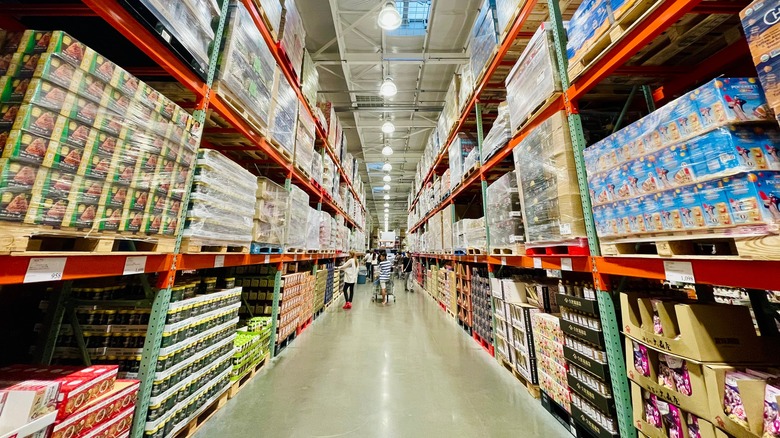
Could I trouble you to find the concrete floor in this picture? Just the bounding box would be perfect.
[195,280,570,438]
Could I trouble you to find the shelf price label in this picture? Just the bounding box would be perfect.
[546,269,562,278]
[533,258,543,269]
[24,257,67,283]
[214,255,225,268]
[663,261,695,284]
[472,255,477,263]
[561,258,573,271]
[264,255,271,264]
[123,256,147,275]
[501,257,506,266]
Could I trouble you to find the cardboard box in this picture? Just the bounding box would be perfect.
[620,292,768,362]
[501,279,528,304]
[50,379,138,438]
[79,404,134,438]
[741,0,780,114]
[703,364,773,438]
[0,380,60,426]
[631,382,727,438]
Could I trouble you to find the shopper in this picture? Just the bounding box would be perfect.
[338,251,358,310]
[378,252,393,305]
[363,251,374,281]
[371,250,380,282]
[403,253,413,291]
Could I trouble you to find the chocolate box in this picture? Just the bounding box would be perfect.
[50,380,138,438]
[620,292,770,362]
[0,380,60,426]
[631,382,727,438]
[703,364,776,438]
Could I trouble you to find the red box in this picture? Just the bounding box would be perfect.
[51,380,139,438]
[80,405,134,438]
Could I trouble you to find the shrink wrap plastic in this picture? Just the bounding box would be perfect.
[267,68,298,157]
[253,176,287,245]
[0,31,198,236]
[284,184,309,250]
[487,172,525,247]
[482,101,511,161]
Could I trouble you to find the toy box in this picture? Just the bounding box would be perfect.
[621,292,771,362]
[631,382,727,438]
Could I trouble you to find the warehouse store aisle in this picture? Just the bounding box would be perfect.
[195,281,569,438]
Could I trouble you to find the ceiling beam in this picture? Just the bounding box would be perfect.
[341,120,437,128]
[313,52,469,65]
[314,3,383,56]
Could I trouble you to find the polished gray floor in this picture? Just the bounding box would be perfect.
[195,280,570,438]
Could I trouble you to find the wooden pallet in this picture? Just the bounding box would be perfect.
[172,387,229,438]
[461,164,480,183]
[499,357,541,399]
[0,223,176,255]
[599,232,780,260]
[284,247,306,253]
[250,242,283,254]
[181,238,250,254]
[491,246,524,255]
[511,92,564,136]
[294,162,310,180]
[466,247,484,255]
[567,0,665,81]
[212,81,269,139]
[227,355,268,399]
[250,0,279,41]
[525,237,589,256]
[473,331,495,357]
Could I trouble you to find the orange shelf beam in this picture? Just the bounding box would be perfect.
[0,254,172,285]
[177,252,348,271]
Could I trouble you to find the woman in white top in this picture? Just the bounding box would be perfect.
[339,251,359,309]
[363,252,374,281]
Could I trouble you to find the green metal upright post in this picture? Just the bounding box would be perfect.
[130,2,231,436]
[35,282,72,365]
[546,1,635,436]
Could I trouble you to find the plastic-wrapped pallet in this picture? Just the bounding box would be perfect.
[252,0,283,39]
[310,151,323,186]
[268,68,298,158]
[284,184,309,250]
[253,177,288,246]
[505,24,562,133]
[278,0,306,80]
[301,49,318,107]
[136,0,219,75]
[469,0,499,84]
[305,207,320,251]
[495,0,522,34]
[458,62,474,113]
[294,100,315,176]
[185,150,255,246]
[429,212,443,252]
[0,30,199,237]
[463,147,480,176]
[319,211,331,250]
[323,154,335,196]
[486,172,525,249]
[217,2,276,131]
[449,133,477,188]
[438,75,461,141]
[442,206,453,252]
[566,0,609,64]
[462,217,487,251]
[482,102,511,161]
[513,111,586,243]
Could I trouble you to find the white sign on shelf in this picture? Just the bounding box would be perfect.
[123,256,147,275]
[561,258,573,271]
[264,255,271,264]
[663,260,695,284]
[501,257,506,266]
[214,255,225,268]
[473,255,477,263]
[24,257,67,283]
[533,258,543,269]
[546,269,562,278]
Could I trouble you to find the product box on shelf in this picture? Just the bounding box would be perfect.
[741,0,780,118]
[631,382,727,438]
[469,0,499,84]
[252,0,283,40]
[50,379,139,438]
[267,67,299,158]
[620,292,770,362]
[0,380,59,427]
[277,0,306,80]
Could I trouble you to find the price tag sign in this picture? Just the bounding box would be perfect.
[473,255,477,263]
[663,260,695,284]
[546,269,562,278]
[123,256,147,275]
[214,255,225,268]
[264,255,271,264]
[533,258,543,269]
[501,257,506,266]
[24,257,67,283]
[294,254,299,261]
[561,258,573,271]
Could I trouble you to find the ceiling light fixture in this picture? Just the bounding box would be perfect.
[382,161,392,172]
[384,203,389,207]
[381,120,395,134]
[383,175,391,182]
[383,195,390,200]
[379,77,397,97]
[382,146,394,156]
[383,184,391,191]
[377,1,402,30]
[384,208,389,212]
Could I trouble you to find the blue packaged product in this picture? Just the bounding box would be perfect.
[723,172,780,225]
[566,0,609,59]
[592,203,610,237]
[697,178,735,228]
[675,187,705,230]
[656,190,685,232]
[626,199,647,234]
[613,200,630,236]
[686,127,772,181]
[760,126,780,170]
[691,78,772,127]
[639,194,663,233]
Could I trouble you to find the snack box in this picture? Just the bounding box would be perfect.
[691,78,772,126]
[703,364,778,438]
[741,0,780,113]
[631,382,727,438]
[3,129,55,165]
[0,184,33,222]
[621,292,771,362]
[50,380,138,438]
[722,171,780,226]
[79,404,134,438]
[0,380,60,424]
[0,158,43,190]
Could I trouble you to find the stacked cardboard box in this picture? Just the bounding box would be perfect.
[532,313,570,412]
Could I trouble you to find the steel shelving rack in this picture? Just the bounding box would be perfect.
[406,0,779,437]
[0,2,365,437]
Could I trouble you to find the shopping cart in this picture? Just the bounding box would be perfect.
[371,278,396,303]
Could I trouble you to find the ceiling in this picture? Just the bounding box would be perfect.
[297,0,482,232]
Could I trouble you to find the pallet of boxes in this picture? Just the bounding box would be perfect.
[0,30,199,255]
